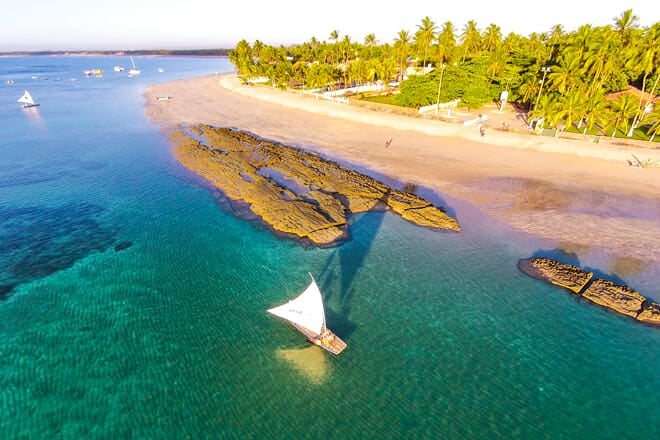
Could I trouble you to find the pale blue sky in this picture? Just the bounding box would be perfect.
[2,1,659,51]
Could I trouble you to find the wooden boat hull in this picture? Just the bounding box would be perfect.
[292,323,347,355]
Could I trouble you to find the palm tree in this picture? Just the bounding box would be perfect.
[482,23,502,52]
[292,60,308,85]
[501,31,524,54]
[252,40,265,62]
[518,71,542,108]
[568,25,594,62]
[460,20,481,62]
[582,27,622,96]
[305,62,338,89]
[378,56,398,86]
[547,24,566,61]
[394,30,411,81]
[547,52,584,96]
[349,58,368,86]
[339,35,353,86]
[436,21,457,65]
[364,33,378,59]
[525,32,549,62]
[549,24,565,43]
[228,39,253,76]
[581,88,610,135]
[341,35,353,64]
[486,46,508,82]
[310,36,320,51]
[528,93,559,126]
[415,16,437,68]
[330,30,340,64]
[258,44,276,65]
[607,94,638,137]
[628,23,660,131]
[613,9,639,48]
[641,106,660,141]
[553,89,587,130]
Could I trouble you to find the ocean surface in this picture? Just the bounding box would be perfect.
[0,56,658,439]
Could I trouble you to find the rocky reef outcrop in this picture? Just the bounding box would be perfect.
[517,257,593,294]
[171,125,460,247]
[582,279,647,319]
[519,257,659,326]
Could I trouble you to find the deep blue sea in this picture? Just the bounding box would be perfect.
[0,56,658,439]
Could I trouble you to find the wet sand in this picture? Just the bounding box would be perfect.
[145,73,660,265]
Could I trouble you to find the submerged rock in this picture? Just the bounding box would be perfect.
[114,241,133,252]
[171,125,460,247]
[0,203,116,301]
[518,257,659,326]
[0,284,17,301]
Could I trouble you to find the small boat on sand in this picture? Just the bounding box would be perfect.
[268,273,347,355]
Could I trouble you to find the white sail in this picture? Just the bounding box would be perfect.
[268,276,326,335]
[128,57,140,75]
[17,90,35,105]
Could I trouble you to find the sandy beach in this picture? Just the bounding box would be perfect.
[145,73,660,265]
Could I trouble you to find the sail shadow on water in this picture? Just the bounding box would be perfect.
[317,206,388,339]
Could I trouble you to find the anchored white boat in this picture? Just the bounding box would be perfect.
[17,90,39,108]
[268,273,347,355]
[128,57,140,77]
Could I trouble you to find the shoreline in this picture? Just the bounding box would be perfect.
[144,73,660,267]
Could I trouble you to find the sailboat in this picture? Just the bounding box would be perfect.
[128,57,140,77]
[268,273,347,355]
[17,90,39,108]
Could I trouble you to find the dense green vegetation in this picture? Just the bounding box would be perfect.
[229,10,660,141]
[1,49,231,56]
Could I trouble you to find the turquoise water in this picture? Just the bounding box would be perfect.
[1,56,658,439]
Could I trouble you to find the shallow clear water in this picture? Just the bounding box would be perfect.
[0,56,658,439]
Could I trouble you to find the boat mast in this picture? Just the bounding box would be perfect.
[308,272,327,333]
